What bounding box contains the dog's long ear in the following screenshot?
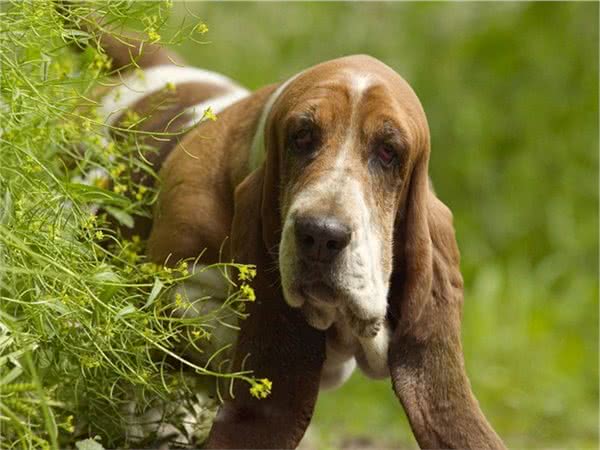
[388,146,506,449]
[205,166,325,449]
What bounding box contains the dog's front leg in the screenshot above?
[206,299,325,449]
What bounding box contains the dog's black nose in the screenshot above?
[295,215,352,263]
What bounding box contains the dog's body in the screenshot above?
[85,27,505,450]
[103,57,393,388]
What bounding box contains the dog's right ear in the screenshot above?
[205,167,325,449]
[387,142,505,449]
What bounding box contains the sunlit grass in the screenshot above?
[0,2,259,448]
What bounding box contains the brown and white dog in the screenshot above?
[81,27,506,450]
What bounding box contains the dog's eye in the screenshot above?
[375,143,397,167]
[292,128,316,152]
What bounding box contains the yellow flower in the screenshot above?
[134,185,147,201]
[91,51,111,71]
[83,215,97,230]
[238,265,257,281]
[105,141,116,155]
[174,293,184,307]
[177,260,190,276]
[110,163,126,178]
[143,16,161,43]
[249,378,272,399]
[191,329,209,340]
[240,284,255,301]
[148,29,161,42]
[260,378,272,391]
[92,176,109,189]
[143,328,155,338]
[121,110,141,128]
[81,355,101,369]
[195,23,209,34]
[60,415,75,433]
[203,107,217,121]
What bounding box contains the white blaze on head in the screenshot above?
[348,72,373,100]
[278,70,390,375]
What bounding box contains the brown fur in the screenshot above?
[266,59,415,317]
[147,85,276,264]
[390,193,505,449]
[207,167,325,448]
[110,82,233,239]
[388,134,505,449]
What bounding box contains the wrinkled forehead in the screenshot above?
[273,56,429,139]
[249,56,429,171]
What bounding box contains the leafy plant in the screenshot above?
[0,2,259,448]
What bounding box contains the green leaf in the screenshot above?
[91,266,121,284]
[104,206,134,229]
[115,305,137,318]
[0,190,12,225]
[144,277,164,309]
[66,182,130,208]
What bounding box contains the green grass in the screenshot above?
[0,3,259,448]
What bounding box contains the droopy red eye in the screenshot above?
[293,128,314,152]
[375,143,397,166]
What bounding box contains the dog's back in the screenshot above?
[99,39,248,163]
[79,24,249,237]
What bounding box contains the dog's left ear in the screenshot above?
[206,161,325,448]
[388,142,506,449]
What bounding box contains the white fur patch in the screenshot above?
[320,356,356,390]
[171,264,237,369]
[181,88,250,129]
[356,323,391,379]
[348,72,373,99]
[320,318,357,389]
[101,65,247,125]
[123,390,216,446]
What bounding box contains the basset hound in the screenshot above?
[82,26,506,450]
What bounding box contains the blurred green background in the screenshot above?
[166,2,598,448]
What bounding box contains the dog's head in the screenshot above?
[253,55,431,333]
